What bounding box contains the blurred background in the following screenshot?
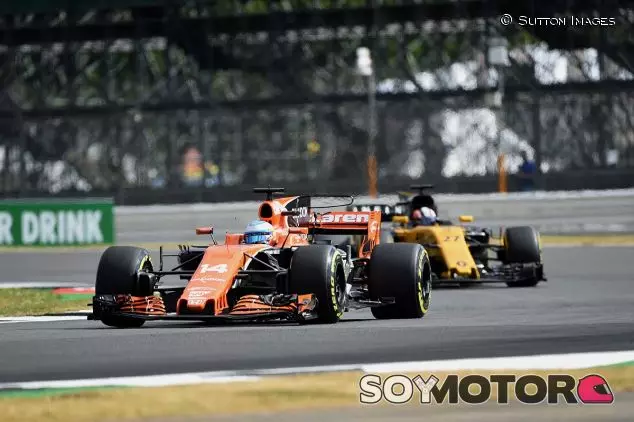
[1,0,633,205]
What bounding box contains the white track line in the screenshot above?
[1,351,632,391]
[362,350,634,373]
[0,282,92,289]
[0,316,88,324]
[0,375,262,390]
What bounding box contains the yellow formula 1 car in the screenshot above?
[348,185,546,287]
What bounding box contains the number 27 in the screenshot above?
[443,236,459,241]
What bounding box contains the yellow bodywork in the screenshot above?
[393,224,480,279]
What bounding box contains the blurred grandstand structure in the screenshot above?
[1,0,633,204]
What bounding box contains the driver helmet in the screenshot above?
[413,207,437,225]
[244,220,274,244]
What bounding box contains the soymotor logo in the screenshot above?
[359,373,614,405]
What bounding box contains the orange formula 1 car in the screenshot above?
[89,187,432,328]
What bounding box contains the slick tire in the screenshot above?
[289,245,346,324]
[503,226,542,288]
[95,246,154,328]
[368,243,431,319]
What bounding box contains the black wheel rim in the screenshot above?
[423,271,431,301]
[335,271,346,307]
[420,259,431,308]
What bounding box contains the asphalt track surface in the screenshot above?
[0,245,633,383]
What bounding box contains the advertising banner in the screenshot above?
[0,198,115,247]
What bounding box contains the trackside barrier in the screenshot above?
[110,189,634,239]
[0,198,115,247]
[114,188,634,215]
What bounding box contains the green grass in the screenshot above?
[0,289,90,317]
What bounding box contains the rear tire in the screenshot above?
[503,226,542,288]
[95,246,154,328]
[368,243,431,319]
[289,245,346,323]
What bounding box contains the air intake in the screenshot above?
[259,202,273,219]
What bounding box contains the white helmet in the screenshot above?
[419,207,437,225]
[244,220,274,244]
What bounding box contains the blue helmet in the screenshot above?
[244,220,274,244]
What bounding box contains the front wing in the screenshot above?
[432,263,546,284]
[89,293,319,323]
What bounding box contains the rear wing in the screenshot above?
[306,211,381,236]
[305,211,382,258]
[347,203,408,222]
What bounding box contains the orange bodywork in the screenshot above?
[178,243,273,315]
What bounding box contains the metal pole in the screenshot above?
[356,45,378,197]
[368,70,378,198]
[496,70,506,193]
[533,90,542,190]
[488,34,509,193]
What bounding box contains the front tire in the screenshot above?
[288,245,346,323]
[503,226,542,288]
[368,243,431,319]
[95,246,154,328]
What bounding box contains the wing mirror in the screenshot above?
[195,226,214,235]
[196,226,218,245]
[392,216,409,224]
[459,215,474,223]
